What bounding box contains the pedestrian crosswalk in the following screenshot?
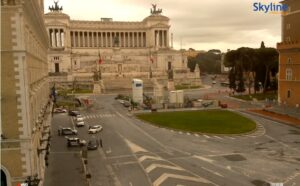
[81,113,116,119]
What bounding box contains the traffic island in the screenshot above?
[136,110,256,134]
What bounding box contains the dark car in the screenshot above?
[87,138,99,150]
[69,110,80,116]
[58,127,78,136]
[67,137,86,147]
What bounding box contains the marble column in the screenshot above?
[162,30,165,47]
[61,30,64,47]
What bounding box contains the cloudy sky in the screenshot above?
[44,0,282,52]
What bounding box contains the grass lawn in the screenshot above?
[232,92,277,101]
[136,110,256,134]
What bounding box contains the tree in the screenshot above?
[187,49,222,74]
[224,50,238,91]
[257,47,278,93]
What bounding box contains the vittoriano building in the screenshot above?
[45,2,201,92]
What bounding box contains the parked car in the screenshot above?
[66,137,86,147]
[87,138,99,150]
[69,110,80,116]
[58,127,78,136]
[88,125,103,134]
[53,108,67,113]
[212,80,217,84]
[76,121,85,127]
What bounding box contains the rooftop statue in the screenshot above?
[150,4,162,15]
[49,0,63,12]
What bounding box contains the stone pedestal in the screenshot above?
[167,80,175,91]
[93,80,104,94]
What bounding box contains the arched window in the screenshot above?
[1,170,7,186]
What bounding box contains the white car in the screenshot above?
[75,116,84,122]
[76,121,85,127]
[88,125,103,134]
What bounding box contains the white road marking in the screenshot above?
[153,173,216,186]
[194,134,199,137]
[193,155,214,163]
[145,163,184,173]
[203,135,211,139]
[213,136,223,139]
[201,166,224,177]
[227,136,235,139]
[138,155,163,162]
[179,131,183,134]
[186,132,191,135]
[124,139,147,153]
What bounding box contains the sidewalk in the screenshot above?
[247,109,300,127]
[265,104,300,120]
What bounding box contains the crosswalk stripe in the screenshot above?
[214,136,223,139]
[203,135,210,139]
[194,134,199,137]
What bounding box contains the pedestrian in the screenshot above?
[99,138,103,148]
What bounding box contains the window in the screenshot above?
[286,37,291,42]
[287,58,291,63]
[53,56,60,61]
[287,90,291,98]
[286,68,292,80]
[55,63,60,73]
[286,23,291,30]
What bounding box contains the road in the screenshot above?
[45,93,300,186]
[44,75,300,186]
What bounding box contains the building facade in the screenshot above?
[1,0,51,185]
[44,3,200,92]
[277,0,300,107]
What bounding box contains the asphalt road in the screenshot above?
[85,95,300,186]
[44,77,300,186]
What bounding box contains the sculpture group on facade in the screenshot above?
[49,0,63,12]
[150,4,162,15]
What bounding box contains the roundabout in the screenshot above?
[136,109,257,135]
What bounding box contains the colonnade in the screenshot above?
[154,30,168,48]
[49,29,64,47]
[70,31,147,48]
